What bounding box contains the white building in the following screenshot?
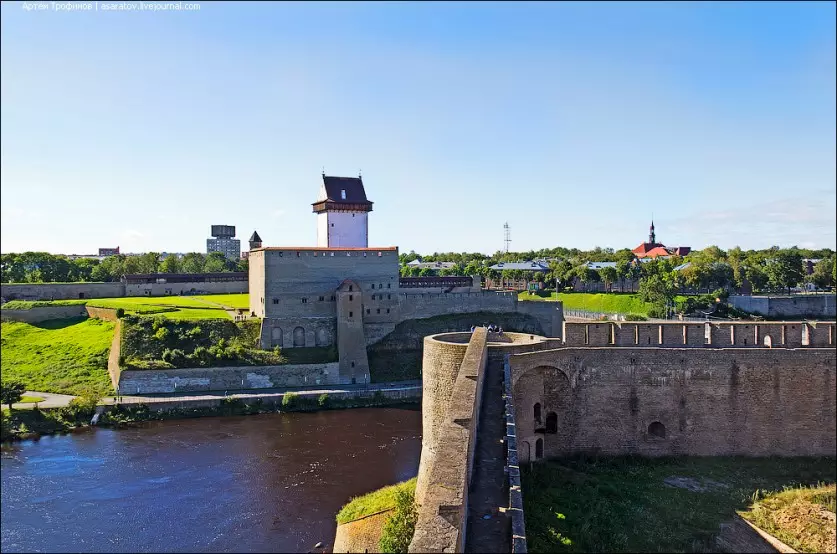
[313,174,373,248]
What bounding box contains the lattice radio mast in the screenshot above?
[504,222,512,253]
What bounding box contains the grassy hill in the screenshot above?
[0,317,115,395]
[520,291,654,316]
[1,293,251,320]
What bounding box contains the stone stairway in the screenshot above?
[464,358,511,553]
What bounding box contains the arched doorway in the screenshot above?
[763,335,772,348]
[535,438,544,459]
[546,412,558,434]
[271,327,283,347]
[293,326,305,347]
[315,328,328,346]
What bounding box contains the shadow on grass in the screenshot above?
[30,316,89,330]
[521,455,837,553]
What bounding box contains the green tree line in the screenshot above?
[1,252,248,283]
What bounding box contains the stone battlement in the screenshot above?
[563,321,835,348]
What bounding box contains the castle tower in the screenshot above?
[312,173,373,247]
[649,219,656,244]
[248,230,262,250]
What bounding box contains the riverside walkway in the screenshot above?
[12,380,421,410]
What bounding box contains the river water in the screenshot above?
[1,406,422,553]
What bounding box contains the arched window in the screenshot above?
[271,327,283,347]
[535,438,544,459]
[315,328,328,346]
[764,335,772,348]
[648,421,666,439]
[533,403,542,423]
[546,412,558,434]
[293,326,305,347]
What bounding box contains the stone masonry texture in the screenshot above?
[510,347,836,460]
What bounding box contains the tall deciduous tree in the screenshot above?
[766,249,803,293]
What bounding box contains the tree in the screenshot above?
[639,274,676,318]
[181,252,206,273]
[598,266,618,292]
[139,252,161,274]
[766,249,803,293]
[123,255,143,275]
[418,267,434,277]
[811,256,834,289]
[1,380,25,410]
[160,255,182,274]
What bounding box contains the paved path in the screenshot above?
[12,381,422,410]
[465,360,511,553]
[11,391,76,409]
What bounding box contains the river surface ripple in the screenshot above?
[1,406,422,553]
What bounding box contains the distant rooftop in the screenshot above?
[489,261,549,271]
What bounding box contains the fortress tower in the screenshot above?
[312,173,373,248]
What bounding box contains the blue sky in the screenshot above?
[1,1,835,255]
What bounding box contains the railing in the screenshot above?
[504,355,528,553]
[563,308,707,323]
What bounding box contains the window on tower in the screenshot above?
[341,189,346,199]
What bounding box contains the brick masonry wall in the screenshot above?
[510,347,836,460]
[1,282,126,301]
[117,362,341,393]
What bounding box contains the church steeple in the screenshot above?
[649,219,656,244]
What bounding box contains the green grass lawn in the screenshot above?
[522,456,837,553]
[193,293,250,310]
[740,483,836,553]
[336,477,417,524]
[2,294,246,320]
[519,291,655,316]
[0,317,116,396]
[18,395,45,403]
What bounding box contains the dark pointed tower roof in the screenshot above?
[249,231,262,243]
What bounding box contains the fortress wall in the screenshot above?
[259,317,336,349]
[563,321,835,348]
[0,305,89,323]
[414,334,471,504]
[515,300,564,338]
[397,291,517,321]
[510,347,836,459]
[125,280,247,297]
[1,282,125,301]
[117,362,341,394]
[810,322,835,347]
[410,329,489,554]
[85,306,120,322]
[729,294,836,318]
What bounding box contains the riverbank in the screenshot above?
[1,381,421,442]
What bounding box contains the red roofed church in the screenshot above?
[632,220,691,259]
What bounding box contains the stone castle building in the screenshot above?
[249,173,563,386]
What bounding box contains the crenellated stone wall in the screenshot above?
[562,321,836,348]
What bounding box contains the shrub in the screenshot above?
[379,486,418,553]
[318,393,330,408]
[186,326,202,338]
[154,326,170,341]
[115,308,125,319]
[161,349,174,364]
[189,346,212,366]
[282,392,299,410]
[624,314,648,321]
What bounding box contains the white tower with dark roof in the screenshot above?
[312,173,374,247]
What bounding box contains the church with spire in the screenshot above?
[631,220,691,259]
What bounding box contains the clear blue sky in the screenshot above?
[2,1,835,255]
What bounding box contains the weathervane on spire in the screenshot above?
[359,169,362,178]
